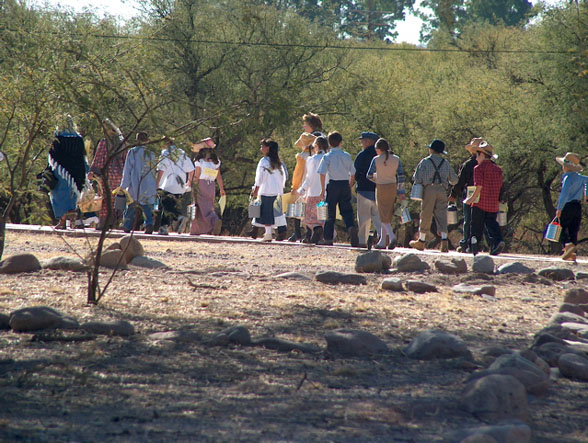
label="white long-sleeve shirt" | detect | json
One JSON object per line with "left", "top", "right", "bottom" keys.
{"left": 298, "top": 152, "right": 325, "bottom": 197}
{"left": 254, "top": 156, "right": 286, "bottom": 196}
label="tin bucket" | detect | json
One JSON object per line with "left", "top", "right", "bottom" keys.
{"left": 115, "top": 194, "right": 127, "bottom": 212}
{"left": 447, "top": 204, "right": 458, "bottom": 225}
{"left": 497, "top": 202, "right": 507, "bottom": 227}
{"left": 399, "top": 206, "right": 412, "bottom": 224}
{"left": 410, "top": 183, "right": 423, "bottom": 201}
{"left": 584, "top": 183, "right": 588, "bottom": 203}
{"left": 248, "top": 199, "right": 261, "bottom": 218}
{"left": 545, "top": 217, "right": 562, "bottom": 242}
{"left": 287, "top": 201, "right": 305, "bottom": 218}
{"left": 316, "top": 201, "right": 328, "bottom": 221}
{"left": 188, "top": 204, "right": 196, "bottom": 220}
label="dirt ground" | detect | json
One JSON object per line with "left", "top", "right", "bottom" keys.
{"left": 1, "top": 230, "right": 587, "bottom": 442}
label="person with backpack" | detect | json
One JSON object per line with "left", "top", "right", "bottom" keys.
{"left": 409, "top": 139, "right": 458, "bottom": 252}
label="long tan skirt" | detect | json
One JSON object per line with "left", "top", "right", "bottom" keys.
{"left": 376, "top": 183, "right": 397, "bottom": 223}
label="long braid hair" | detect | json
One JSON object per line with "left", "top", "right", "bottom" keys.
{"left": 375, "top": 138, "right": 390, "bottom": 165}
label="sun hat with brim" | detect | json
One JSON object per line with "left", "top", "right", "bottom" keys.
{"left": 472, "top": 141, "right": 498, "bottom": 159}
{"left": 294, "top": 132, "right": 317, "bottom": 148}
{"left": 465, "top": 137, "right": 485, "bottom": 154}
{"left": 556, "top": 152, "right": 583, "bottom": 172}
{"left": 427, "top": 139, "right": 447, "bottom": 155}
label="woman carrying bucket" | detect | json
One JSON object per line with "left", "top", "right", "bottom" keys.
{"left": 366, "top": 138, "right": 406, "bottom": 249}
{"left": 554, "top": 153, "right": 588, "bottom": 261}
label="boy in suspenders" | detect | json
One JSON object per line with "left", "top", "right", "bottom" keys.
{"left": 410, "top": 139, "right": 458, "bottom": 252}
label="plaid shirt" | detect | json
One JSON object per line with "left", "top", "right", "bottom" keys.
{"left": 473, "top": 160, "right": 502, "bottom": 213}
{"left": 412, "top": 154, "right": 458, "bottom": 189}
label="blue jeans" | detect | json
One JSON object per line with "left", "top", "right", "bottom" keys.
{"left": 123, "top": 202, "right": 154, "bottom": 232}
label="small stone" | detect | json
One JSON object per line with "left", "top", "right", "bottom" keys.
{"left": 462, "top": 273, "right": 494, "bottom": 282}
{"left": 274, "top": 272, "right": 311, "bottom": 280}
{"left": 558, "top": 353, "right": 588, "bottom": 381}
{"left": 381, "top": 278, "right": 404, "bottom": 291}
{"left": 534, "top": 342, "right": 576, "bottom": 367}
{"left": 99, "top": 250, "right": 128, "bottom": 270}
{"left": 434, "top": 258, "right": 467, "bottom": 275}
{"left": 497, "top": 262, "right": 534, "bottom": 275}
{"left": 119, "top": 235, "right": 144, "bottom": 264}
{"left": 576, "top": 272, "right": 588, "bottom": 280}
{"left": 405, "top": 280, "right": 438, "bottom": 293}
{"left": 461, "top": 374, "right": 528, "bottom": 421}
{"left": 452, "top": 283, "right": 496, "bottom": 297}
{"left": 40, "top": 256, "right": 87, "bottom": 272}
{"left": 472, "top": 256, "right": 495, "bottom": 274}
{"left": 81, "top": 320, "right": 134, "bottom": 336}
{"left": 213, "top": 325, "right": 252, "bottom": 346}
{"left": 563, "top": 288, "right": 588, "bottom": 305}
{"left": 448, "top": 421, "right": 531, "bottom": 443}
{"left": 9, "top": 306, "right": 77, "bottom": 332}
{"left": 560, "top": 322, "right": 588, "bottom": 333}
{"left": 0, "top": 253, "right": 41, "bottom": 274}
{"left": 148, "top": 330, "right": 200, "bottom": 342}
{"left": 0, "top": 313, "right": 11, "bottom": 330}
{"left": 522, "top": 273, "right": 553, "bottom": 285}
{"left": 315, "top": 271, "right": 367, "bottom": 285}
{"left": 392, "top": 254, "right": 430, "bottom": 272}
{"left": 355, "top": 251, "right": 392, "bottom": 273}
{"left": 252, "top": 337, "right": 320, "bottom": 353}
{"left": 404, "top": 329, "right": 472, "bottom": 360}
{"left": 549, "top": 312, "right": 588, "bottom": 326}
{"left": 325, "top": 329, "right": 388, "bottom": 356}
{"left": 485, "top": 353, "right": 551, "bottom": 395}
{"left": 537, "top": 267, "right": 575, "bottom": 281}
{"left": 129, "top": 256, "right": 168, "bottom": 269}
{"left": 559, "top": 303, "right": 586, "bottom": 317}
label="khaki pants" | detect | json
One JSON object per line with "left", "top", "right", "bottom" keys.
{"left": 419, "top": 184, "right": 448, "bottom": 235}
{"left": 357, "top": 193, "right": 381, "bottom": 245}
{"left": 375, "top": 183, "right": 397, "bottom": 224}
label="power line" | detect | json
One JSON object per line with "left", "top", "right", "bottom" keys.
{"left": 0, "top": 26, "right": 577, "bottom": 54}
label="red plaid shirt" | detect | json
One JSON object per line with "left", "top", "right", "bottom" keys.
{"left": 473, "top": 160, "right": 502, "bottom": 213}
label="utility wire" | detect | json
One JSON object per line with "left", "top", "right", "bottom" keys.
{"left": 0, "top": 26, "right": 578, "bottom": 54}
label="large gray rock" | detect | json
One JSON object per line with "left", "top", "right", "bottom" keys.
{"left": 559, "top": 303, "right": 586, "bottom": 317}
{"left": 558, "top": 353, "right": 588, "bottom": 381}
{"left": 210, "top": 325, "right": 252, "bottom": 346}
{"left": 537, "top": 267, "right": 575, "bottom": 281}
{"left": 404, "top": 329, "right": 472, "bottom": 360}
{"left": 448, "top": 421, "right": 531, "bottom": 443}
{"left": 119, "top": 235, "right": 144, "bottom": 264}
{"left": 533, "top": 342, "right": 582, "bottom": 367}
{"left": 405, "top": 280, "right": 438, "bottom": 293}
{"left": 81, "top": 320, "right": 135, "bottom": 336}
{"left": 560, "top": 322, "right": 588, "bottom": 334}
{"left": 355, "top": 251, "right": 392, "bottom": 273}
{"left": 434, "top": 258, "right": 467, "bottom": 275}
{"left": 381, "top": 278, "right": 404, "bottom": 291}
{"left": 472, "top": 256, "right": 495, "bottom": 274}
{"left": 452, "top": 284, "right": 496, "bottom": 297}
{"left": 485, "top": 353, "right": 551, "bottom": 395}
{"left": 549, "top": 312, "right": 588, "bottom": 326}
{"left": 40, "top": 256, "right": 87, "bottom": 272}
{"left": 99, "top": 250, "right": 128, "bottom": 270}
{"left": 325, "top": 329, "right": 388, "bottom": 357}
{"left": 0, "top": 313, "right": 11, "bottom": 330}
{"left": 392, "top": 254, "right": 430, "bottom": 272}
{"left": 497, "top": 262, "right": 534, "bottom": 275}
{"left": 563, "top": 288, "right": 588, "bottom": 305}
{"left": 9, "top": 306, "right": 78, "bottom": 332}
{"left": 129, "top": 256, "right": 168, "bottom": 269}
{"left": 315, "top": 271, "right": 367, "bottom": 285}
{"left": 461, "top": 374, "right": 529, "bottom": 421}
{"left": 0, "top": 253, "right": 41, "bottom": 274}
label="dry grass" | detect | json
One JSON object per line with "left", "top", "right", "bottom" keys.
{"left": 0, "top": 230, "right": 587, "bottom": 441}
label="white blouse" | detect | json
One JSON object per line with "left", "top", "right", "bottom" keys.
{"left": 197, "top": 159, "right": 221, "bottom": 182}
{"left": 254, "top": 156, "right": 286, "bottom": 196}
{"left": 298, "top": 152, "right": 325, "bottom": 197}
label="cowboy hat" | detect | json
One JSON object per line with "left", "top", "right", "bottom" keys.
{"left": 465, "top": 137, "right": 485, "bottom": 154}
{"left": 294, "top": 132, "right": 316, "bottom": 148}
{"left": 471, "top": 140, "right": 498, "bottom": 159}
{"left": 556, "top": 152, "right": 583, "bottom": 172}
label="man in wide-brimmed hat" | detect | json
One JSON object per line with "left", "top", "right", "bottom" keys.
{"left": 409, "top": 139, "right": 458, "bottom": 252}
{"left": 555, "top": 152, "right": 588, "bottom": 261}
{"left": 450, "top": 137, "right": 485, "bottom": 252}
{"left": 464, "top": 140, "right": 504, "bottom": 256}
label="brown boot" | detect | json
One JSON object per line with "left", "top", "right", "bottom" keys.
{"left": 440, "top": 239, "right": 449, "bottom": 252}
{"left": 409, "top": 239, "right": 425, "bottom": 251}
{"left": 562, "top": 243, "right": 577, "bottom": 261}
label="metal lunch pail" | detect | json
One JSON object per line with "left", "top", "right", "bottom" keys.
{"left": 248, "top": 199, "right": 261, "bottom": 218}
{"left": 545, "top": 217, "right": 562, "bottom": 242}
{"left": 399, "top": 206, "right": 412, "bottom": 224}
{"left": 287, "top": 201, "right": 305, "bottom": 218}
{"left": 497, "top": 202, "right": 508, "bottom": 227}
{"left": 410, "top": 183, "right": 423, "bottom": 201}
{"left": 115, "top": 194, "right": 127, "bottom": 212}
{"left": 447, "top": 204, "right": 458, "bottom": 225}
{"left": 316, "top": 201, "right": 328, "bottom": 221}
{"left": 584, "top": 183, "right": 588, "bottom": 203}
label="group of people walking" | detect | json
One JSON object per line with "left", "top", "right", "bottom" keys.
{"left": 43, "top": 113, "right": 585, "bottom": 260}
{"left": 46, "top": 117, "right": 225, "bottom": 237}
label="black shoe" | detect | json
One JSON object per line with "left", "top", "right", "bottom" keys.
{"left": 348, "top": 226, "right": 359, "bottom": 247}
{"left": 287, "top": 233, "right": 300, "bottom": 242}
{"left": 144, "top": 225, "right": 154, "bottom": 235}
{"left": 276, "top": 230, "right": 288, "bottom": 241}
{"left": 247, "top": 226, "right": 260, "bottom": 239}
{"left": 318, "top": 239, "right": 333, "bottom": 246}
{"left": 490, "top": 241, "right": 505, "bottom": 256}
{"left": 301, "top": 229, "right": 312, "bottom": 243}
{"left": 310, "top": 226, "right": 323, "bottom": 244}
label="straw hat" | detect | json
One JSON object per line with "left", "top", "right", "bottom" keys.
{"left": 471, "top": 140, "right": 498, "bottom": 159}
{"left": 192, "top": 138, "right": 216, "bottom": 152}
{"left": 556, "top": 152, "right": 583, "bottom": 172}
{"left": 465, "top": 137, "right": 485, "bottom": 154}
{"left": 294, "top": 132, "right": 316, "bottom": 148}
